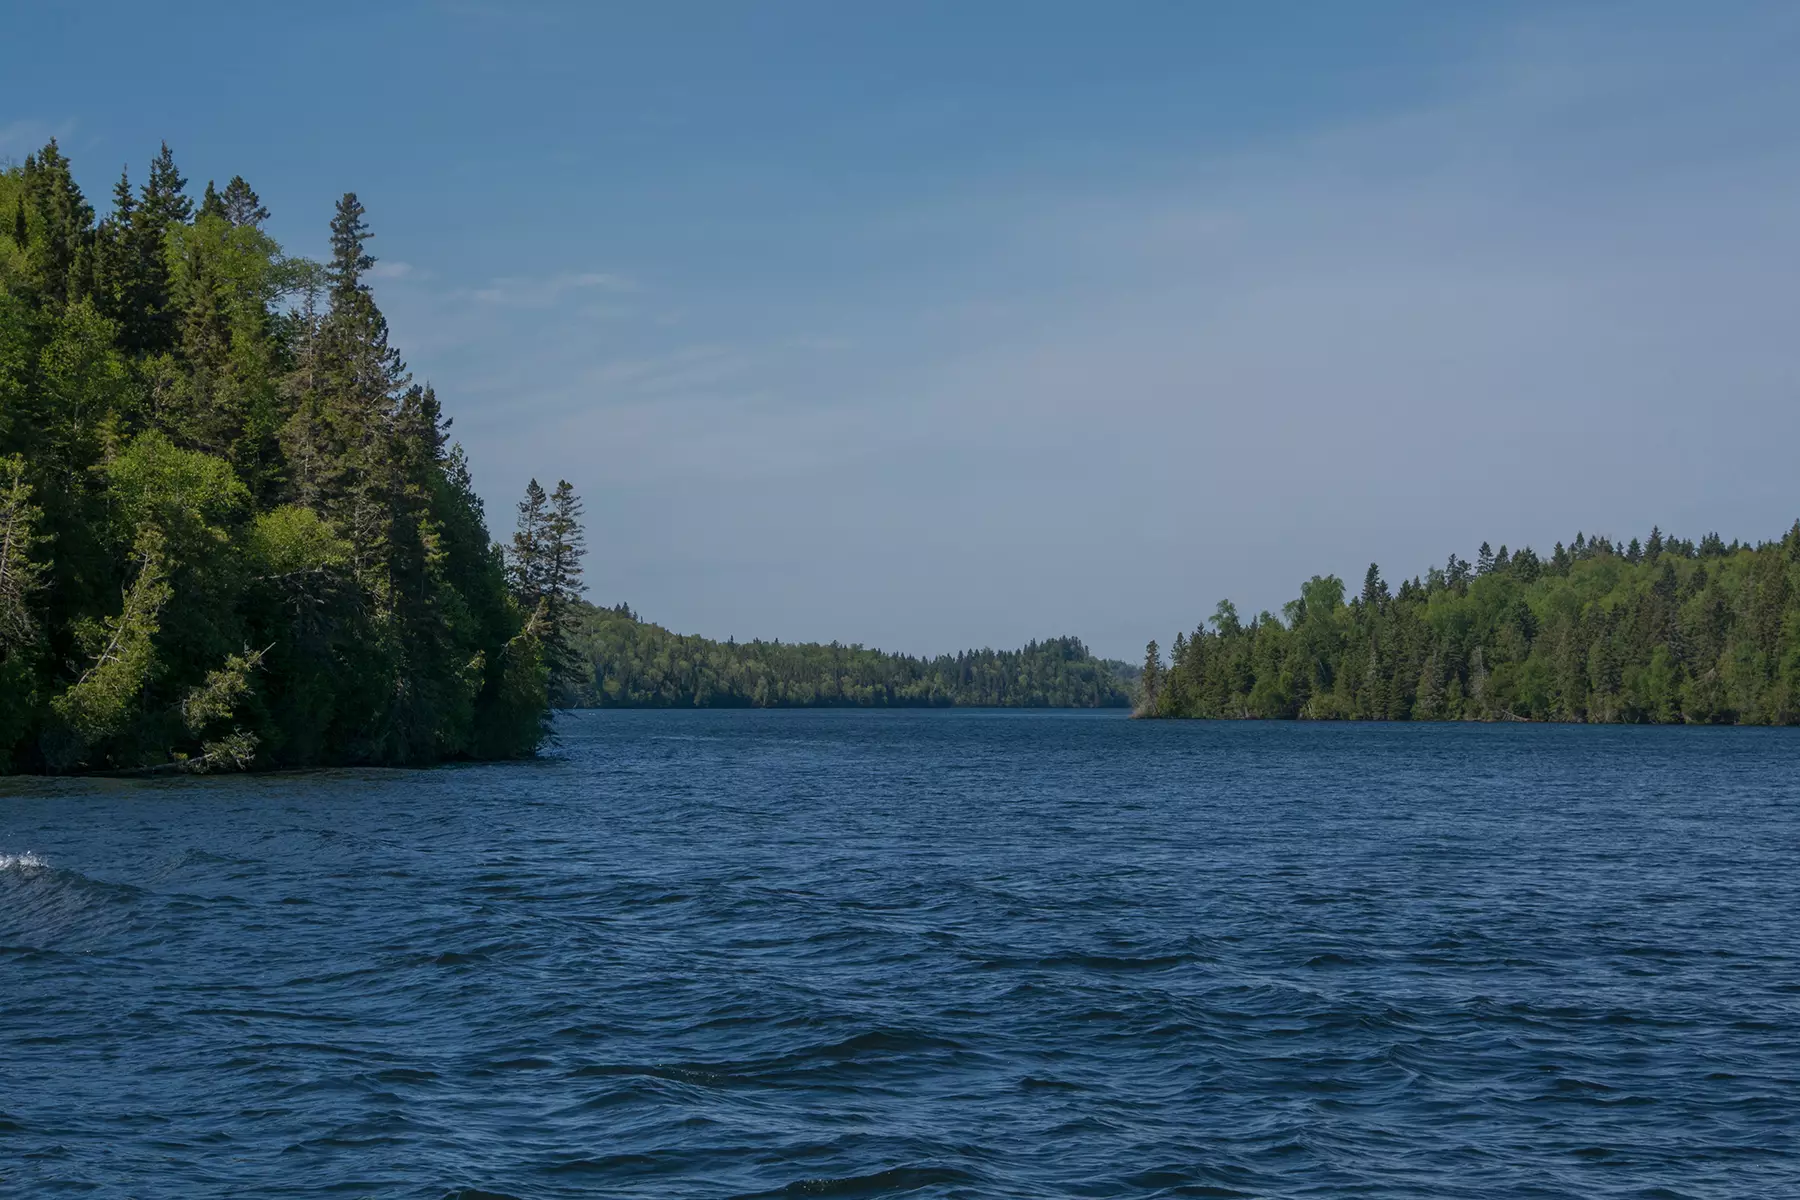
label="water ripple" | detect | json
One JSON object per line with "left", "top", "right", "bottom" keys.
{"left": 2, "top": 713, "right": 1798, "bottom": 1197}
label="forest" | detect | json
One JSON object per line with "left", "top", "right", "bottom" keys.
{"left": 0, "top": 139, "right": 580, "bottom": 773}
{"left": 9, "top": 138, "right": 1794, "bottom": 775}
{"left": 568, "top": 603, "right": 1133, "bottom": 708}
{"left": 1138, "top": 526, "right": 1800, "bottom": 724}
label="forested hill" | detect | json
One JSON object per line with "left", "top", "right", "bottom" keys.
{"left": 568, "top": 603, "right": 1134, "bottom": 708}
{"left": 1138, "top": 525, "right": 1800, "bottom": 725}
{"left": 0, "top": 140, "right": 570, "bottom": 773}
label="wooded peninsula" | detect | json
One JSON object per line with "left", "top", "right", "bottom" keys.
{"left": 0, "top": 141, "right": 574, "bottom": 773}
{"left": 1138, "top": 529, "right": 1800, "bottom": 724}
{"left": 567, "top": 605, "right": 1132, "bottom": 709}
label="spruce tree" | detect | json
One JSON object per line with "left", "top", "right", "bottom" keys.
{"left": 509, "top": 478, "right": 549, "bottom": 607}
{"left": 220, "top": 176, "right": 270, "bottom": 228}
{"left": 543, "top": 480, "right": 587, "bottom": 699}
{"left": 199, "top": 180, "right": 227, "bottom": 222}
{"left": 119, "top": 142, "right": 192, "bottom": 354}
{"left": 0, "top": 138, "right": 549, "bottom": 771}
{"left": 20, "top": 139, "right": 94, "bottom": 309}
{"left": 1360, "top": 563, "right": 1388, "bottom": 607}
{"left": 93, "top": 169, "right": 137, "bottom": 332}
{"left": 301, "top": 192, "right": 410, "bottom": 582}
{"left": 1138, "top": 640, "right": 1162, "bottom": 714}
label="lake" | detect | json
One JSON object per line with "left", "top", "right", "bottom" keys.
{"left": 3, "top": 711, "right": 1797, "bottom": 1198}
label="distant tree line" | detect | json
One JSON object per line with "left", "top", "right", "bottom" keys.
{"left": 1138, "top": 525, "right": 1800, "bottom": 724}
{"left": 568, "top": 604, "right": 1132, "bottom": 708}
{"left": 0, "top": 139, "right": 575, "bottom": 772}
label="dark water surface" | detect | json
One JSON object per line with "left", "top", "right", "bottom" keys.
{"left": 3, "top": 712, "right": 1798, "bottom": 1198}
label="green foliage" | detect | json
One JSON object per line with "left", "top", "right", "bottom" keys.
{"left": 47, "top": 536, "right": 173, "bottom": 766}
{"left": 567, "top": 603, "right": 1132, "bottom": 709}
{"left": 1146, "top": 526, "right": 1800, "bottom": 725}
{"left": 245, "top": 504, "right": 352, "bottom": 577}
{"left": 507, "top": 476, "right": 588, "bottom": 705}
{"left": 0, "top": 140, "right": 551, "bottom": 772}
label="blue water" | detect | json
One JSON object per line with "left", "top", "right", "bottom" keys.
{"left": 3, "top": 712, "right": 1798, "bottom": 1199}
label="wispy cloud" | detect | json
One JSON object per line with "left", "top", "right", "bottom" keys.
{"left": 462, "top": 270, "right": 636, "bottom": 308}
{"left": 380, "top": 6, "right": 1800, "bottom": 656}
{"left": 369, "top": 260, "right": 421, "bottom": 280}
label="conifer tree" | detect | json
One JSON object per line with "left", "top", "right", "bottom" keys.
{"left": 1138, "top": 640, "right": 1162, "bottom": 714}
{"left": 92, "top": 169, "right": 137, "bottom": 331}
{"left": 510, "top": 478, "right": 549, "bottom": 605}
{"left": 119, "top": 142, "right": 192, "bottom": 354}
{"left": 199, "top": 180, "right": 227, "bottom": 222}
{"left": 20, "top": 140, "right": 94, "bottom": 309}
{"left": 1, "top": 138, "right": 548, "bottom": 771}
{"left": 220, "top": 176, "right": 270, "bottom": 229}
{"left": 1360, "top": 563, "right": 1389, "bottom": 607}
{"left": 508, "top": 478, "right": 587, "bottom": 704}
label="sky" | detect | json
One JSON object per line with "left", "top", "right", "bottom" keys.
{"left": 4, "top": 1, "right": 1798, "bottom": 659}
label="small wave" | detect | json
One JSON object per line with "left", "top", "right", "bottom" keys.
{"left": 0, "top": 851, "right": 48, "bottom": 871}
{"left": 734, "top": 1165, "right": 979, "bottom": 1198}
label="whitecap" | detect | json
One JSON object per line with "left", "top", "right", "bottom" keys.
{"left": 0, "top": 851, "right": 48, "bottom": 871}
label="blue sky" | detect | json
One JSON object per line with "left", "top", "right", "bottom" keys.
{"left": 5, "top": 1, "right": 1798, "bottom": 658}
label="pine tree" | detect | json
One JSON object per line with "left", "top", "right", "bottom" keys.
{"left": 1138, "top": 640, "right": 1162, "bottom": 714}
{"left": 199, "top": 180, "right": 227, "bottom": 222}
{"left": 119, "top": 142, "right": 192, "bottom": 354}
{"left": 1360, "top": 563, "right": 1389, "bottom": 607}
{"left": 174, "top": 237, "right": 236, "bottom": 452}
{"left": 1, "top": 138, "right": 549, "bottom": 771}
{"left": 1477, "top": 542, "right": 1495, "bottom": 575}
{"left": 92, "top": 169, "right": 137, "bottom": 331}
{"left": 141, "top": 142, "right": 193, "bottom": 226}
{"left": 510, "top": 478, "right": 549, "bottom": 607}
{"left": 220, "top": 176, "right": 270, "bottom": 229}
{"left": 543, "top": 480, "right": 587, "bottom": 699}
{"left": 506, "top": 478, "right": 587, "bottom": 705}
{"left": 20, "top": 139, "right": 95, "bottom": 309}
{"left": 300, "top": 193, "right": 410, "bottom": 582}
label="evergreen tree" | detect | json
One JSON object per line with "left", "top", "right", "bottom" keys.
{"left": 221, "top": 176, "right": 270, "bottom": 229}
{"left": 1141, "top": 520, "right": 1800, "bottom": 727}
{"left": 1360, "top": 563, "right": 1389, "bottom": 607}
{"left": 543, "top": 480, "right": 587, "bottom": 696}
{"left": 0, "top": 139, "right": 547, "bottom": 772}
{"left": 199, "top": 180, "right": 227, "bottom": 222}
{"left": 1138, "top": 640, "right": 1162, "bottom": 714}
{"left": 508, "top": 478, "right": 587, "bottom": 705}
{"left": 510, "top": 478, "right": 549, "bottom": 605}
{"left": 20, "top": 139, "right": 94, "bottom": 309}
{"left": 117, "top": 142, "right": 192, "bottom": 354}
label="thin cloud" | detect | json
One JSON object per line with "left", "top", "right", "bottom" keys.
{"left": 462, "top": 270, "right": 636, "bottom": 308}
{"left": 379, "top": 6, "right": 1800, "bottom": 657}
{"left": 369, "top": 260, "right": 420, "bottom": 280}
